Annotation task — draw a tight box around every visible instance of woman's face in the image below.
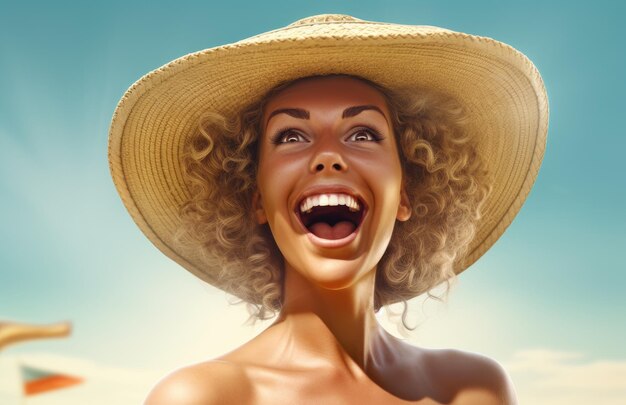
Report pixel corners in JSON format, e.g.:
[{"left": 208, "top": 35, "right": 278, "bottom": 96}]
[{"left": 254, "top": 76, "right": 411, "bottom": 290}]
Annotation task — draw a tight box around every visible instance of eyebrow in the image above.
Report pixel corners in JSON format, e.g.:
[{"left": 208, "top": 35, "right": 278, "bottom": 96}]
[
  {"left": 342, "top": 105, "right": 386, "bottom": 119},
  {"left": 267, "top": 108, "right": 310, "bottom": 122},
  {"left": 266, "top": 105, "right": 387, "bottom": 125}
]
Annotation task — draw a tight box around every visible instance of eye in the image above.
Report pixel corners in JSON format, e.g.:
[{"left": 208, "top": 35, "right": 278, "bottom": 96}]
[
  {"left": 271, "top": 129, "right": 309, "bottom": 144},
  {"left": 346, "top": 128, "right": 383, "bottom": 142}
]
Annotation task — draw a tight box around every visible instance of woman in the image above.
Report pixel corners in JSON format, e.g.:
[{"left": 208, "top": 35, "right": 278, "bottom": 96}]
[{"left": 109, "top": 15, "right": 547, "bottom": 404}]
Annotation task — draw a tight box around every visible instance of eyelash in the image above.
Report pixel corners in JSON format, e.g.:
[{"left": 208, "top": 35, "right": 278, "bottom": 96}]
[
  {"left": 347, "top": 128, "right": 384, "bottom": 142},
  {"left": 270, "top": 127, "right": 384, "bottom": 145},
  {"left": 270, "top": 128, "right": 308, "bottom": 144}
]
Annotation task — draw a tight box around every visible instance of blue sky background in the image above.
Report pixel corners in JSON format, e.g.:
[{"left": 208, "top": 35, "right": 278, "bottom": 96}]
[{"left": 1, "top": 1, "right": 625, "bottom": 403}]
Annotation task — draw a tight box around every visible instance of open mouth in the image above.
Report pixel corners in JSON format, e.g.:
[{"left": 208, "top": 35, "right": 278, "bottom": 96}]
[{"left": 296, "top": 194, "right": 366, "bottom": 241}]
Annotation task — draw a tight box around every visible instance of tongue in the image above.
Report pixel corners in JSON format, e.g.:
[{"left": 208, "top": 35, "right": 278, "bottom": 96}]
[{"left": 309, "top": 221, "right": 356, "bottom": 240}]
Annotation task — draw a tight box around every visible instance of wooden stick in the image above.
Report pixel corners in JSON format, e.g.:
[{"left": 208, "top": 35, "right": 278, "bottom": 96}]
[{"left": 0, "top": 321, "right": 71, "bottom": 351}]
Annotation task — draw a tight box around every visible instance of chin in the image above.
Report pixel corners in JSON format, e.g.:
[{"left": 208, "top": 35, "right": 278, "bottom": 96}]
[{"left": 297, "top": 257, "right": 374, "bottom": 291}]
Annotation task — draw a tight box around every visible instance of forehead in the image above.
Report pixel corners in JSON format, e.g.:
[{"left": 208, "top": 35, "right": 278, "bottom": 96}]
[{"left": 263, "top": 76, "right": 389, "bottom": 118}]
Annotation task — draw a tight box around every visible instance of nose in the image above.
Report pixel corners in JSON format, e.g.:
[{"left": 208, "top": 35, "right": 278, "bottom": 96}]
[{"left": 310, "top": 150, "right": 348, "bottom": 173}]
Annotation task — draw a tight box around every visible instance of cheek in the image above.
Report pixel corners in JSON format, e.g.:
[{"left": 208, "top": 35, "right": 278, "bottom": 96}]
[
  {"left": 256, "top": 153, "right": 305, "bottom": 220},
  {"left": 363, "top": 153, "right": 403, "bottom": 189},
  {"left": 365, "top": 155, "right": 404, "bottom": 227},
  {"left": 259, "top": 144, "right": 309, "bottom": 178}
]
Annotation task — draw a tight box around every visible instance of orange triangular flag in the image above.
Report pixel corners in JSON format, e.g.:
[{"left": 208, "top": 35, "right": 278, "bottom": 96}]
[{"left": 21, "top": 364, "right": 83, "bottom": 396}]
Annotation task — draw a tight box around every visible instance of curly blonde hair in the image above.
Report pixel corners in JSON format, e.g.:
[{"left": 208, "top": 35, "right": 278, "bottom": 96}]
[{"left": 178, "top": 75, "right": 490, "bottom": 323}]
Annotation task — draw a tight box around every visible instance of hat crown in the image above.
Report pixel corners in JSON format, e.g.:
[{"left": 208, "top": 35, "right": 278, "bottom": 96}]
[{"left": 288, "top": 14, "right": 363, "bottom": 27}]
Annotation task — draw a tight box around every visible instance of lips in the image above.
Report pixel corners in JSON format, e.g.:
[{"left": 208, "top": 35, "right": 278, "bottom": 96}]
[{"left": 293, "top": 186, "right": 367, "bottom": 247}]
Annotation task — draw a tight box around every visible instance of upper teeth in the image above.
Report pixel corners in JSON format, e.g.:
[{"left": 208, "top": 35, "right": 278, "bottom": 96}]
[{"left": 300, "top": 193, "right": 360, "bottom": 214}]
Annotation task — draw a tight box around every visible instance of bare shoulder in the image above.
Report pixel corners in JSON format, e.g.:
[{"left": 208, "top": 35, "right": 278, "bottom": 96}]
[
  {"left": 144, "top": 360, "right": 253, "bottom": 405},
  {"left": 424, "top": 348, "right": 517, "bottom": 405}
]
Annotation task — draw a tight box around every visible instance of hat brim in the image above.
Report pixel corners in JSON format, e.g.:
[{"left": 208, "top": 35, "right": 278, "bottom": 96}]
[{"left": 109, "top": 16, "right": 548, "bottom": 300}]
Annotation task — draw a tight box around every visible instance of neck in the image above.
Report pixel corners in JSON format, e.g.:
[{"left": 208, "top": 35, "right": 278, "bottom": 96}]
[{"left": 272, "top": 262, "right": 389, "bottom": 373}]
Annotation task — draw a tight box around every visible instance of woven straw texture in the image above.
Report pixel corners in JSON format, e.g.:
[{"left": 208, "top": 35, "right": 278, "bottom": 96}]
[{"left": 109, "top": 14, "right": 548, "bottom": 301}]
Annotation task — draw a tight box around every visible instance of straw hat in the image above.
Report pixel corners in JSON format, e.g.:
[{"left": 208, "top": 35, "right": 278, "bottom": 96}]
[{"left": 109, "top": 14, "right": 548, "bottom": 300}]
